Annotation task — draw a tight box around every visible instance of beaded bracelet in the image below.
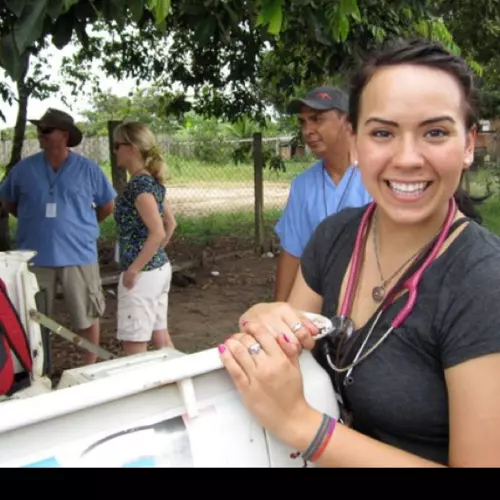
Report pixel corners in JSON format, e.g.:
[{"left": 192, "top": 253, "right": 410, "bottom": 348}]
[{"left": 290, "top": 413, "right": 337, "bottom": 467}]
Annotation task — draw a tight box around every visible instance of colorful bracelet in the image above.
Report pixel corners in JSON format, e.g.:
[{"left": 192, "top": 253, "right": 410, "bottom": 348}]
[{"left": 290, "top": 413, "right": 337, "bottom": 467}]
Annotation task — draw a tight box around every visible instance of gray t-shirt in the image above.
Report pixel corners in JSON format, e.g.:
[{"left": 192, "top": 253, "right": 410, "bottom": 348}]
[{"left": 301, "top": 205, "right": 500, "bottom": 465}]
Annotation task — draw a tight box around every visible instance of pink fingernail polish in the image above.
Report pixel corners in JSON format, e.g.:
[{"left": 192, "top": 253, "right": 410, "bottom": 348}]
[
  {"left": 306, "top": 321, "right": 319, "bottom": 334},
  {"left": 283, "top": 334, "right": 290, "bottom": 343},
  {"left": 218, "top": 344, "right": 226, "bottom": 353}
]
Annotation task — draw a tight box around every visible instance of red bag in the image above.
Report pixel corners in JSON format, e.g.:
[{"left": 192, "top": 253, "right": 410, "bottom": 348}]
[{"left": 0, "top": 277, "right": 32, "bottom": 395}]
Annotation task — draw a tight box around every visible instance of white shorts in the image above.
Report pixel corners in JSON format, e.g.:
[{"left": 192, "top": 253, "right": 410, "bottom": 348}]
[{"left": 117, "top": 262, "right": 172, "bottom": 342}]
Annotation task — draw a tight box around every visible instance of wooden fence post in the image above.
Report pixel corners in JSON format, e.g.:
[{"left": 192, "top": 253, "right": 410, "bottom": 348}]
[{"left": 253, "top": 132, "right": 264, "bottom": 253}]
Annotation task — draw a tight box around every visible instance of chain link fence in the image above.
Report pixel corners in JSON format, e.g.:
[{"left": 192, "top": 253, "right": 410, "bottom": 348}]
[
  {"left": 5, "top": 128, "right": 500, "bottom": 264},
  {"left": 0, "top": 134, "right": 315, "bottom": 261}
]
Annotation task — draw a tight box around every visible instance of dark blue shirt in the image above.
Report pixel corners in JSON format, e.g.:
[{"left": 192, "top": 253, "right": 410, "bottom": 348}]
[{"left": 114, "top": 175, "right": 168, "bottom": 272}]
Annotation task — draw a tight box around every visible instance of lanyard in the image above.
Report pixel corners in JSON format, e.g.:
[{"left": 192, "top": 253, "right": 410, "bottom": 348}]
[{"left": 44, "top": 154, "right": 69, "bottom": 195}]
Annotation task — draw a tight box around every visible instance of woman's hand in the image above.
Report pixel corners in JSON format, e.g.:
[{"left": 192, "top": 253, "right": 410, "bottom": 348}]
[
  {"left": 122, "top": 268, "right": 138, "bottom": 289},
  {"left": 219, "top": 321, "right": 317, "bottom": 447},
  {"left": 239, "top": 302, "right": 320, "bottom": 351}
]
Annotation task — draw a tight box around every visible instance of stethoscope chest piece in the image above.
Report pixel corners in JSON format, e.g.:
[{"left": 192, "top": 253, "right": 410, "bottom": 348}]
[{"left": 329, "top": 315, "right": 355, "bottom": 340}]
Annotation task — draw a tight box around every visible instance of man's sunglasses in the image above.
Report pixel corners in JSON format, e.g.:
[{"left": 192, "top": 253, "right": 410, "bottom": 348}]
[{"left": 37, "top": 126, "right": 58, "bottom": 134}]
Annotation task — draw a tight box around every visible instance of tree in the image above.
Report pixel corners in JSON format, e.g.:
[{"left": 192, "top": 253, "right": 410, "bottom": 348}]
[
  {"left": 434, "top": 0, "right": 500, "bottom": 66},
  {"left": 78, "top": 86, "right": 184, "bottom": 136},
  {"left": 59, "top": 0, "right": 466, "bottom": 127},
  {"left": 2, "top": 39, "right": 60, "bottom": 171},
  {"left": 432, "top": 0, "right": 500, "bottom": 122},
  {"left": 0, "top": 0, "right": 485, "bottom": 252}
]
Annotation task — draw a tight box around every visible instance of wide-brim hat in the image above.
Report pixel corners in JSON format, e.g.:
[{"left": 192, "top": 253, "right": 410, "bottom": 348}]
[
  {"left": 29, "top": 108, "right": 83, "bottom": 148},
  {"left": 287, "top": 86, "right": 349, "bottom": 115}
]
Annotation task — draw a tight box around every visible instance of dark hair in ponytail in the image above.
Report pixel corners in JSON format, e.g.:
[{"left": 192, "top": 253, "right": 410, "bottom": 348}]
[
  {"left": 347, "top": 38, "right": 485, "bottom": 224},
  {"left": 454, "top": 188, "right": 482, "bottom": 224}
]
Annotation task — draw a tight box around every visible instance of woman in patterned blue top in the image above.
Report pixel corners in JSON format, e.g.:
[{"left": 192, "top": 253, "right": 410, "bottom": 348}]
[{"left": 113, "top": 121, "right": 176, "bottom": 354}]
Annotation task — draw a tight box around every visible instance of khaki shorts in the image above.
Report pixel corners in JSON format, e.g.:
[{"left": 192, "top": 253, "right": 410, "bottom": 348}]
[
  {"left": 117, "top": 262, "right": 172, "bottom": 343},
  {"left": 31, "top": 263, "right": 106, "bottom": 331}
]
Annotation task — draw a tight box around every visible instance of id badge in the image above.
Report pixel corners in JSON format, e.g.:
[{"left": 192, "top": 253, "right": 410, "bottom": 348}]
[{"left": 45, "top": 203, "right": 57, "bottom": 218}]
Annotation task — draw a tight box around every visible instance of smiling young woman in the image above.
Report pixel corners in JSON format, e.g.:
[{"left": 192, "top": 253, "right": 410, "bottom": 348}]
[{"left": 218, "top": 38, "right": 500, "bottom": 467}]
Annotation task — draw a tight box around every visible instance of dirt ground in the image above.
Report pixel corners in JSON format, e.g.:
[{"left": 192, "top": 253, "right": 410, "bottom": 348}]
[
  {"left": 166, "top": 182, "right": 289, "bottom": 216},
  {"left": 48, "top": 244, "right": 278, "bottom": 377}
]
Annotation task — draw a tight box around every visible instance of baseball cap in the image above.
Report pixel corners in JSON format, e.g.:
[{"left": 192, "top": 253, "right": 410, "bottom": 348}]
[{"left": 286, "top": 86, "right": 349, "bottom": 115}]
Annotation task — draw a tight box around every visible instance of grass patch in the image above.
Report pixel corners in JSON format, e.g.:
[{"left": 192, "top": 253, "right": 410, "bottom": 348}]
[
  {"left": 0, "top": 157, "right": 312, "bottom": 186},
  {"left": 478, "top": 196, "right": 500, "bottom": 235},
  {"left": 7, "top": 208, "right": 284, "bottom": 247},
  {"left": 95, "top": 197, "right": 500, "bottom": 245},
  {"left": 1, "top": 155, "right": 308, "bottom": 247},
  {"left": 98, "top": 156, "right": 312, "bottom": 185},
  {"left": 8, "top": 195, "right": 500, "bottom": 248},
  {"left": 174, "top": 208, "right": 283, "bottom": 244},
  {"left": 7, "top": 157, "right": 500, "bottom": 249}
]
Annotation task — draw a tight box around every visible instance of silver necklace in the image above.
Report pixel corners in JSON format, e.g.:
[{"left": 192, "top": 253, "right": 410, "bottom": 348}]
[{"left": 371, "top": 211, "right": 435, "bottom": 302}]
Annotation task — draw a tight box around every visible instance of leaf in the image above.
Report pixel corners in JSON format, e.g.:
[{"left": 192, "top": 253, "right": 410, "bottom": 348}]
[
  {"left": 340, "top": 0, "right": 356, "bottom": 16},
  {"left": 337, "top": 13, "right": 350, "bottom": 41},
  {"left": 63, "top": 0, "right": 80, "bottom": 11},
  {"left": 374, "top": 26, "right": 386, "bottom": 42},
  {"left": 156, "top": 19, "right": 167, "bottom": 33},
  {"left": 47, "top": 0, "right": 67, "bottom": 22},
  {"left": 145, "top": 0, "right": 170, "bottom": 23},
  {"left": 73, "top": 21, "right": 89, "bottom": 47},
  {"left": 257, "top": 0, "right": 283, "bottom": 35},
  {"left": 0, "top": 34, "right": 28, "bottom": 81},
  {"left": 467, "top": 57, "right": 483, "bottom": 77},
  {"left": 129, "top": 0, "right": 145, "bottom": 22},
  {"left": 11, "top": 0, "right": 50, "bottom": 54},
  {"left": 155, "top": 0, "right": 171, "bottom": 22},
  {"left": 195, "top": 17, "right": 217, "bottom": 45},
  {"left": 268, "top": 1, "right": 283, "bottom": 34},
  {"left": 4, "top": 0, "right": 26, "bottom": 18},
  {"left": 110, "top": 0, "right": 129, "bottom": 9},
  {"left": 222, "top": 3, "right": 239, "bottom": 25},
  {"left": 51, "top": 15, "right": 73, "bottom": 49}
]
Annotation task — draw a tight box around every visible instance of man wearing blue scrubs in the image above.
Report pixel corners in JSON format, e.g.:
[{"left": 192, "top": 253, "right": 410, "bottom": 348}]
[
  {"left": 274, "top": 87, "right": 371, "bottom": 301},
  {"left": 0, "top": 108, "right": 116, "bottom": 364}
]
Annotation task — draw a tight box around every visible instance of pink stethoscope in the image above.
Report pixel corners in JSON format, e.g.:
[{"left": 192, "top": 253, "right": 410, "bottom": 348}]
[{"left": 316, "top": 196, "right": 458, "bottom": 382}]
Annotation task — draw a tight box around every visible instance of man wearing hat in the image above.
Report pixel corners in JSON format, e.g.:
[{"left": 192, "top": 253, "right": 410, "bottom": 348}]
[
  {"left": 273, "top": 86, "right": 371, "bottom": 301},
  {"left": 0, "top": 108, "right": 117, "bottom": 364}
]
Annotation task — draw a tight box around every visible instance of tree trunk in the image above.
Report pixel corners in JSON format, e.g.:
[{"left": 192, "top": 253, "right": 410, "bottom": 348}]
[
  {"left": 0, "top": 68, "right": 31, "bottom": 251},
  {"left": 6, "top": 80, "right": 30, "bottom": 172}
]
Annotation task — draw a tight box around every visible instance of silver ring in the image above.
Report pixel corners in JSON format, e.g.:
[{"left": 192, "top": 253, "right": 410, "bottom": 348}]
[
  {"left": 290, "top": 321, "right": 303, "bottom": 333},
  {"left": 248, "top": 343, "right": 261, "bottom": 355}
]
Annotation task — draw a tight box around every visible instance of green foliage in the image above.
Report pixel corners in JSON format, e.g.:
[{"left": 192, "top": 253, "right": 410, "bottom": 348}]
[
  {"left": 477, "top": 57, "right": 500, "bottom": 120},
  {"left": 2, "top": 0, "right": 499, "bottom": 129},
  {"left": 256, "top": 0, "right": 283, "bottom": 35},
  {"left": 0, "top": 0, "right": 173, "bottom": 81},
  {"left": 2, "top": 0, "right": 478, "bottom": 125},
  {"left": 434, "top": 0, "right": 500, "bottom": 66},
  {"left": 57, "top": 0, "right": 473, "bottom": 126},
  {"left": 78, "top": 86, "right": 184, "bottom": 136}
]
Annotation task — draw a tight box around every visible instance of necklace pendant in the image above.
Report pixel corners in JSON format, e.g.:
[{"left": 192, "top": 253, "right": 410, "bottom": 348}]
[{"left": 372, "top": 286, "right": 385, "bottom": 302}]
